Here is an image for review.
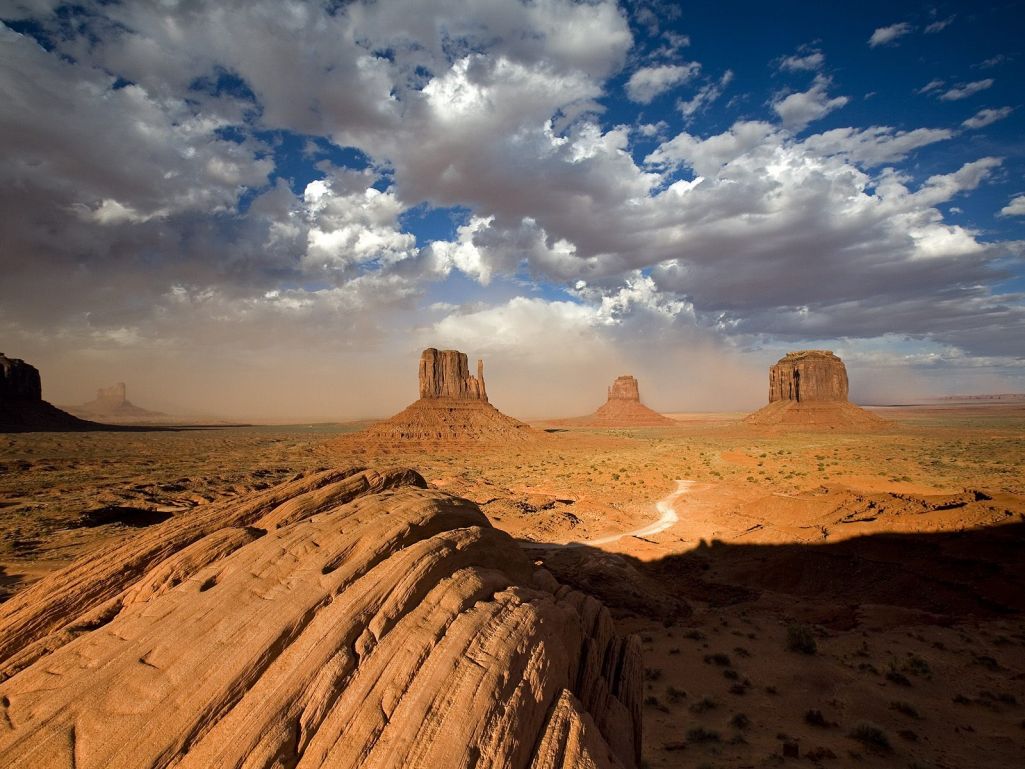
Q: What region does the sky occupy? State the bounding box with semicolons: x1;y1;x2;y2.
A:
1;0;1023;420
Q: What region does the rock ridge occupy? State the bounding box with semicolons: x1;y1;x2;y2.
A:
0;466;640;769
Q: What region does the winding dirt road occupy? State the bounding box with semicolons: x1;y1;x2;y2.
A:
585;479;695;546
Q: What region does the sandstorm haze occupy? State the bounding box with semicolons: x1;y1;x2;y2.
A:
2;0;1024;421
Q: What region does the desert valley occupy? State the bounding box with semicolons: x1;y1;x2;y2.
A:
1;347;1023;768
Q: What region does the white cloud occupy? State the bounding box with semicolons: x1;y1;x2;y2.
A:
772;75;849;130
778;49;824;72
939;79;994;101
625;62;700;103
868;22;914;47
999;194;1025;217
924;16;955;34
801;125;953;166
678;70;733;119
917;78;945;94
962;106;1014;128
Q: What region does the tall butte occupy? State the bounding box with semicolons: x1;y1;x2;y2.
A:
745;350;882;429
582;374;674;426
358;348;534;443
66;381;167;422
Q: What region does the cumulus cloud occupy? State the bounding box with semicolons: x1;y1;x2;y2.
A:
1000;195;1025;217
939;79;994;101
868;22;913;47
625;62;700;103
772;75;849;130
962;106;1015;129
917;78;945;95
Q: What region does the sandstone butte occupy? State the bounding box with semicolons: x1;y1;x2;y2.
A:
0;466;641;769
0;353;97;432
745;350;883;428
67;382;166;422
357;348;535;443
582;375;674;427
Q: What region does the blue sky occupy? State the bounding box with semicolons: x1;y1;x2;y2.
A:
1;1;1023;419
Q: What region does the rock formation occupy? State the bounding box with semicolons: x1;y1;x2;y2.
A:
0;353;97;432
419;348;488;401
358;348;534;443
746;350;882;429
768;350;848;403
68;381;167;422
577;375;674;427
0;466;641;769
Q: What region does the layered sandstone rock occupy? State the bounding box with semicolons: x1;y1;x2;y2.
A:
68;381;167;422
578;375;673;427
0;466;641;769
607;375;641;402
358;348;534;443
747;350;881;429
768;350;848;403
419;348;488;401
0;353;96;432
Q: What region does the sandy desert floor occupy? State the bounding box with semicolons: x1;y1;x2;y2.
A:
1;403;1023;767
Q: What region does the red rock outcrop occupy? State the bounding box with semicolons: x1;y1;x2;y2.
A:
576;375;674;427
747;350;882;429
357;348;534;444
0;353;97;432
0;466;641;769
419;348;488;401
768;350;848;403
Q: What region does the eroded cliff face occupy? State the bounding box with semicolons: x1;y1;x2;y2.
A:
0;354;95;432
768;350;849;403
0;354;42;404
607;376;641;402
419;348;488;401
0;466;639;769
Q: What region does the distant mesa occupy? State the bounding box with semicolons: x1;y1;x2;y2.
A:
357;348;535;443
67;381;167;422
745;350;883;429
581;374;674;427
0;353;98;432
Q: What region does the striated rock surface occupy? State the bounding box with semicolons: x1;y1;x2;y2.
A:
579;375;673;427
0;466;641;769
747;351;881;429
357;348;534;444
0;353;96;432
419;348;488;401
68;382;167;422
768;350;848;403
607;375;641;402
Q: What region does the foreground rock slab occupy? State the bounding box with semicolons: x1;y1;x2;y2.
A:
0;466;640;769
